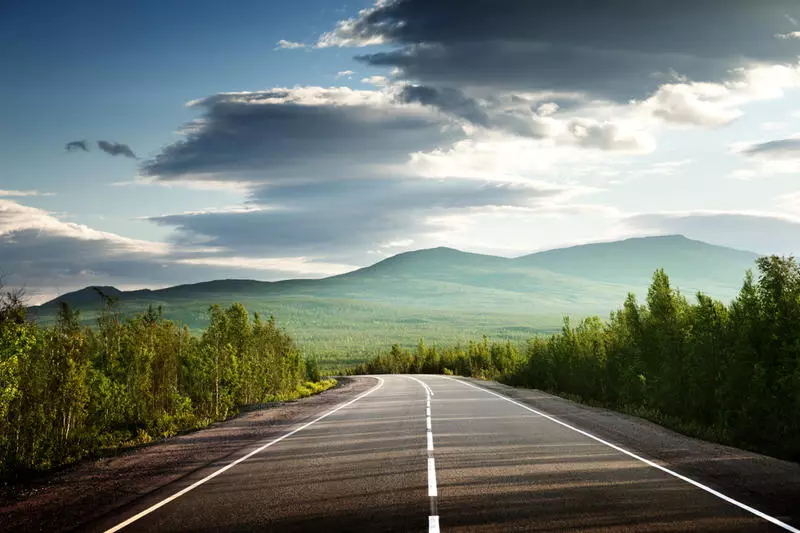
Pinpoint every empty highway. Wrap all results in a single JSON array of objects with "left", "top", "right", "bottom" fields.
[{"left": 85, "top": 375, "right": 797, "bottom": 532}]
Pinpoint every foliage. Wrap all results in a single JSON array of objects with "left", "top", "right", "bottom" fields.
[
  {"left": 0, "top": 298, "right": 326, "bottom": 476},
  {"left": 348, "top": 257, "right": 800, "bottom": 461}
]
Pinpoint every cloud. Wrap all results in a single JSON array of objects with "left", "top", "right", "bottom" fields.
[
  {"left": 396, "top": 84, "right": 490, "bottom": 126},
  {"left": 0, "top": 198, "right": 370, "bottom": 303},
  {"left": 623, "top": 210, "right": 800, "bottom": 256},
  {"left": 65, "top": 140, "right": 89, "bottom": 152},
  {"left": 148, "top": 178, "right": 572, "bottom": 261},
  {"left": 143, "top": 87, "right": 464, "bottom": 183},
  {"left": 336, "top": 70, "right": 355, "bottom": 78},
  {"left": 776, "top": 31, "right": 800, "bottom": 39},
  {"left": 97, "top": 140, "right": 137, "bottom": 159},
  {"left": 276, "top": 39, "right": 306, "bottom": 50},
  {"left": 323, "top": 0, "right": 800, "bottom": 102},
  {"left": 0, "top": 190, "right": 53, "bottom": 197},
  {"left": 0, "top": 198, "right": 169, "bottom": 301},
  {"left": 740, "top": 138, "right": 800, "bottom": 159},
  {"left": 361, "top": 75, "right": 389, "bottom": 86}
]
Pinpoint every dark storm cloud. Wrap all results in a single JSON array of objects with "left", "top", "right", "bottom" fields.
[
  {"left": 65, "top": 140, "right": 90, "bottom": 152},
  {"left": 97, "top": 140, "right": 137, "bottom": 159},
  {"left": 149, "top": 178, "right": 567, "bottom": 256},
  {"left": 625, "top": 212, "right": 800, "bottom": 256},
  {"left": 741, "top": 138, "right": 800, "bottom": 159},
  {"left": 329, "top": 0, "right": 800, "bottom": 100},
  {"left": 143, "top": 89, "right": 463, "bottom": 182}
]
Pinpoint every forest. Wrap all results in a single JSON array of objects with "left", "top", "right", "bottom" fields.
[
  {"left": 0, "top": 295, "right": 330, "bottom": 477},
  {"left": 348, "top": 256, "right": 800, "bottom": 462},
  {"left": 3, "top": 255, "right": 798, "bottom": 476}
]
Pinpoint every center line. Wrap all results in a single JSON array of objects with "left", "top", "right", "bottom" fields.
[
  {"left": 427, "top": 457, "right": 438, "bottom": 497},
  {"left": 409, "top": 376, "right": 440, "bottom": 532}
]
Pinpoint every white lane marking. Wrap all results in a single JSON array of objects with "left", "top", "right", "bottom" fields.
[
  {"left": 105, "top": 377, "right": 386, "bottom": 533},
  {"left": 428, "top": 457, "right": 438, "bottom": 497},
  {"left": 446, "top": 377, "right": 800, "bottom": 533},
  {"left": 409, "top": 375, "right": 435, "bottom": 397},
  {"left": 408, "top": 375, "right": 440, "bottom": 532}
]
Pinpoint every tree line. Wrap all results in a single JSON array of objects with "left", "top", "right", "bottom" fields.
[
  {"left": 348, "top": 256, "right": 800, "bottom": 462},
  {"left": 0, "top": 295, "right": 330, "bottom": 477}
]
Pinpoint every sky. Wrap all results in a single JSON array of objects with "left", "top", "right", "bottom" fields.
[{"left": 2, "top": 0, "right": 800, "bottom": 303}]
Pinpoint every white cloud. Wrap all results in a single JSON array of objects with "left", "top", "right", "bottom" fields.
[
  {"left": 0, "top": 199, "right": 167, "bottom": 255},
  {"left": 775, "top": 31, "right": 800, "bottom": 40},
  {"left": 0, "top": 190, "right": 54, "bottom": 197},
  {"left": 275, "top": 39, "right": 306, "bottom": 50},
  {"left": 316, "top": 3, "right": 387, "bottom": 48},
  {"left": 173, "top": 256, "right": 356, "bottom": 276},
  {"left": 361, "top": 75, "right": 388, "bottom": 86},
  {"left": 336, "top": 70, "right": 355, "bottom": 78},
  {"left": 637, "top": 64, "right": 800, "bottom": 128}
]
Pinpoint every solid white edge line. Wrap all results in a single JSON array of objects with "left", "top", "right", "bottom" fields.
[
  {"left": 445, "top": 376, "right": 799, "bottom": 533},
  {"left": 104, "top": 376, "right": 386, "bottom": 533},
  {"left": 428, "top": 457, "right": 438, "bottom": 497},
  {"left": 429, "top": 515, "right": 441, "bottom": 533},
  {"left": 427, "top": 430, "right": 434, "bottom": 452},
  {"left": 427, "top": 416, "right": 432, "bottom": 431}
]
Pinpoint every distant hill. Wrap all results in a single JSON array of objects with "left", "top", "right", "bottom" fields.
[
  {"left": 29, "top": 235, "right": 761, "bottom": 364},
  {"left": 514, "top": 235, "right": 759, "bottom": 296}
]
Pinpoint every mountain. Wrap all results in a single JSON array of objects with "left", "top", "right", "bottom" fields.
[
  {"left": 514, "top": 235, "right": 759, "bottom": 294},
  {"left": 29, "top": 235, "right": 761, "bottom": 363}
]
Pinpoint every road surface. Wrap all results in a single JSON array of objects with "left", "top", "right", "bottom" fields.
[{"left": 87, "top": 375, "right": 797, "bottom": 532}]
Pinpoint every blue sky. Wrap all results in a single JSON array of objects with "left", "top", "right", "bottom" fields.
[
  {"left": 1, "top": 0, "right": 374, "bottom": 239},
  {"left": 2, "top": 1, "right": 800, "bottom": 301}
]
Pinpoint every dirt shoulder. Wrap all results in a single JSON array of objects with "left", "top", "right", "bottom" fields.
[
  {"left": 0, "top": 376, "right": 378, "bottom": 533},
  {"left": 459, "top": 376, "right": 800, "bottom": 527}
]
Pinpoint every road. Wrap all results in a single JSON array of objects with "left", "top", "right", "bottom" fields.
[{"left": 88, "top": 375, "right": 797, "bottom": 533}]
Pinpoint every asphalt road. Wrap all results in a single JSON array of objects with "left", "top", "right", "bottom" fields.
[{"left": 88, "top": 375, "right": 797, "bottom": 533}]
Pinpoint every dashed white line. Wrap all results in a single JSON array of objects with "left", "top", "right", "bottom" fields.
[
  {"left": 445, "top": 376, "right": 800, "bottom": 533},
  {"left": 104, "top": 377, "right": 386, "bottom": 533},
  {"left": 428, "top": 457, "right": 438, "bottom": 497},
  {"left": 409, "top": 375, "right": 440, "bottom": 532}
]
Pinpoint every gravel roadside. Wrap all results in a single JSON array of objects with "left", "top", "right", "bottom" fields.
[
  {"left": 0, "top": 376, "right": 378, "bottom": 533},
  {"left": 454, "top": 376, "right": 800, "bottom": 528}
]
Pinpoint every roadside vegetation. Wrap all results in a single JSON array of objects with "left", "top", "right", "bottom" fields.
[
  {"left": 347, "top": 256, "right": 800, "bottom": 462},
  {"left": 0, "top": 296, "right": 331, "bottom": 478}
]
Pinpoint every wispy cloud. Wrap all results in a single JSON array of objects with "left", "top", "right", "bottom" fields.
[
  {"left": 0, "top": 189, "right": 54, "bottom": 197},
  {"left": 336, "top": 70, "right": 355, "bottom": 78},
  {"left": 275, "top": 39, "right": 305, "bottom": 50}
]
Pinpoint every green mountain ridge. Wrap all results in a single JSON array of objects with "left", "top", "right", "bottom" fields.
[{"left": 28, "top": 235, "right": 761, "bottom": 364}]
